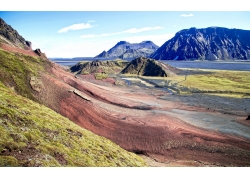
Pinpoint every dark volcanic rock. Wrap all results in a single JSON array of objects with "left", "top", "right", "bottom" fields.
[
  {"left": 247, "top": 115, "right": 250, "bottom": 120},
  {"left": 25, "top": 41, "right": 32, "bottom": 48},
  {"left": 0, "top": 18, "right": 32, "bottom": 50},
  {"left": 121, "top": 57, "right": 172, "bottom": 77},
  {"left": 150, "top": 27, "right": 250, "bottom": 60},
  {"left": 70, "top": 59, "right": 129, "bottom": 74},
  {"left": 34, "top": 48, "right": 47, "bottom": 58},
  {"left": 95, "top": 41, "right": 159, "bottom": 59}
]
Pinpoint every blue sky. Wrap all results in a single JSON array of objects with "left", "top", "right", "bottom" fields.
[{"left": 1, "top": 11, "right": 250, "bottom": 58}]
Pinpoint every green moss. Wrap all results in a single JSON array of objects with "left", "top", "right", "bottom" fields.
[
  {"left": 0, "top": 48, "right": 50, "bottom": 100},
  {"left": 166, "top": 70, "right": 250, "bottom": 97},
  {"left": 0, "top": 81, "right": 146, "bottom": 167},
  {"left": 0, "top": 156, "right": 19, "bottom": 167},
  {"left": 81, "top": 71, "right": 89, "bottom": 75},
  {"left": 94, "top": 73, "right": 108, "bottom": 80}
]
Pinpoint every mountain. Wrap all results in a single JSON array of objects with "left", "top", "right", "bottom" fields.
[
  {"left": 70, "top": 59, "right": 129, "bottom": 75},
  {"left": 0, "top": 18, "right": 31, "bottom": 50},
  {"left": 121, "top": 57, "right": 178, "bottom": 77},
  {"left": 0, "top": 18, "right": 46, "bottom": 58},
  {"left": 95, "top": 41, "right": 159, "bottom": 59},
  {"left": 150, "top": 27, "right": 250, "bottom": 60},
  {"left": 0, "top": 18, "right": 146, "bottom": 167}
]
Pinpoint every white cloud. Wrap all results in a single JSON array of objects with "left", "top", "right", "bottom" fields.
[
  {"left": 80, "top": 26, "right": 164, "bottom": 38},
  {"left": 88, "top": 20, "right": 96, "bottom": 23},
  {"left": 123, "top": 26, "right": 163, "bottom": 33},
  {"left": 58, "top": 23, "right": 93, "bottom": 33},
  {"left": 173, "top": 24, "right": 177, "bottom": 27},
  {"left": 180, "top": 13, "right": 194, "bottom": 17}
]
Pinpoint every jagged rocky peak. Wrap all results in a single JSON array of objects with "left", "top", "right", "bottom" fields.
[
  {"left": 0, "top": 18, "right": 32, "bottom": 50},
  {"left": 151, "top": 27, "right": 250, "bottom": 60},
  {"left": 95, "top": 40, "right": 159, "bottom": 59},
  {"left": 116, "top": 41, "right": 129, "bottom": 46},
  {"left": 95, "top": 50, "right": 108, "bottom": 58}
]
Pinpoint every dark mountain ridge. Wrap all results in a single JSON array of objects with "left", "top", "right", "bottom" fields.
[
  {"left": 0, "top": 18, "right": 32, "bottom": 50},
  {"left": 150, "top": 27, "right": 250, "bottom": 60},
  {"left": 95, "top": 40, "right": 159, "bottom": 59}
]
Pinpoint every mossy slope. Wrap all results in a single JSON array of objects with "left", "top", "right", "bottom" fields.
[
  {"left": 0, "top": 48, "right": 50, "bottom": 101},
  {"left": 0, "top": 47, "right": 146, "bottom": 167},
  {"left": 0, "top": 81, "right": 146, "bottom": 167}
]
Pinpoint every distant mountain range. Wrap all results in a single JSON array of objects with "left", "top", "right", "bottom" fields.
[
  {"left": 95, "top": 41, "right": 159, "bottom": 59},
  {"left": 150, "top": 27, "right": 250, "bottom": 60}
]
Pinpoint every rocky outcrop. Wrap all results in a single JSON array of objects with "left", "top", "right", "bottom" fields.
[
  {"left": 70, "top": 59, "right": 129, "bottom": 74},
  {"left": 95, "top": 41, "right": 159, "bottom": 59},
  {"left": 0, "top": 18, "right": 32, "bottom": 50},
  {"left": 121, "top": 57, "right": 177, "bottom": 77},
  {"left": 150, "top": 27, "right": 250, "bottom": 60}
]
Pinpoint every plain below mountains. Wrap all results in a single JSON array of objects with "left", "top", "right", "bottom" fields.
[
  {"left": 95, "top": 41, "right": 159, "bottom": 59},
  {"left": 150, "top": 27, "right": 250, "bottom": 60}
]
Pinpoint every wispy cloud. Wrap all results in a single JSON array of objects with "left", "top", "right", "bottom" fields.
[
  {"left": 180, "top": 13, "right": 194, "bottom": 17},
  {"left": 58, "top": 23, "right": 93, "bottom": 33},
  {"left": 173, "top": 24, "right": 177, "bottom": 27},
  {"left": 80, "top": 26, "right": 164, "bottom": 38},
  {"left": 88, "top": 20, "right": 96, "bottom": 23},
  {"left": 123, "top": 26, "right": 163, "bottom": 33}
]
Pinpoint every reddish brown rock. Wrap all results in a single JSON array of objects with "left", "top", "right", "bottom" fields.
[{"left": 32, "top": 62, "right": 250, "bottom": 166}]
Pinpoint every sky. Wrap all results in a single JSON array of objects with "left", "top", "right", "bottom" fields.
[{"left": 0, "top": 1, "right": 250, "bottom": 58}]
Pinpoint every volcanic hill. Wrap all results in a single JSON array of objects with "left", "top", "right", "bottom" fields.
[
  {"left": 0, "top": 18, "right": 146, "bottom": 167},
  {"left": 121, "top": 57, "right": 178, "bottom": 77},
  {"left": 150, "top": 27, "right": 250, "bottom": 60},
  {"left": 95, "top": 41, "right": 159, "bottom": 59},
  {"left": 70, "top": 59, "right": 129, "bottom": 75}
]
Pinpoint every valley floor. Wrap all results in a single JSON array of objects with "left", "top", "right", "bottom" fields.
[{"left": 70, "top": 68, "right": 250, "bottom": 166}]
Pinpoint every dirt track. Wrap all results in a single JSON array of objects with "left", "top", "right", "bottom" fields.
[{"left": 34, "top": 62, "right": 250, "bottom": 166}]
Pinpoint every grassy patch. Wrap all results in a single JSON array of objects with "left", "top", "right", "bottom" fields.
[
  {"left": 0, "top": 82, "right": 146, "bottom": 167},
  {"left": 165, "top": 70, "right": 250, "bottom": 97},
  {"left": 94, "top": 73, "right": 108, "bottom": 80},
  {"left": 0, "top": 48, "right": 50, "bottom": 100}
]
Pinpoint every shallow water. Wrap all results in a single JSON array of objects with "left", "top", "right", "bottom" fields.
[
  {"left": 161, "top": 60, "right": 250, "bottom": 71},
  {"left": 52, "top": 59, "right": 250, "bottom": 71}
]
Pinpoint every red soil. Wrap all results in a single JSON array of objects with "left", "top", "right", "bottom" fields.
[
  {"left": 32, "top": 62, "right": 250, "bottom": 166},
  {"left": 0, "top": 43, "right": 38, "bottom": 57}
]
